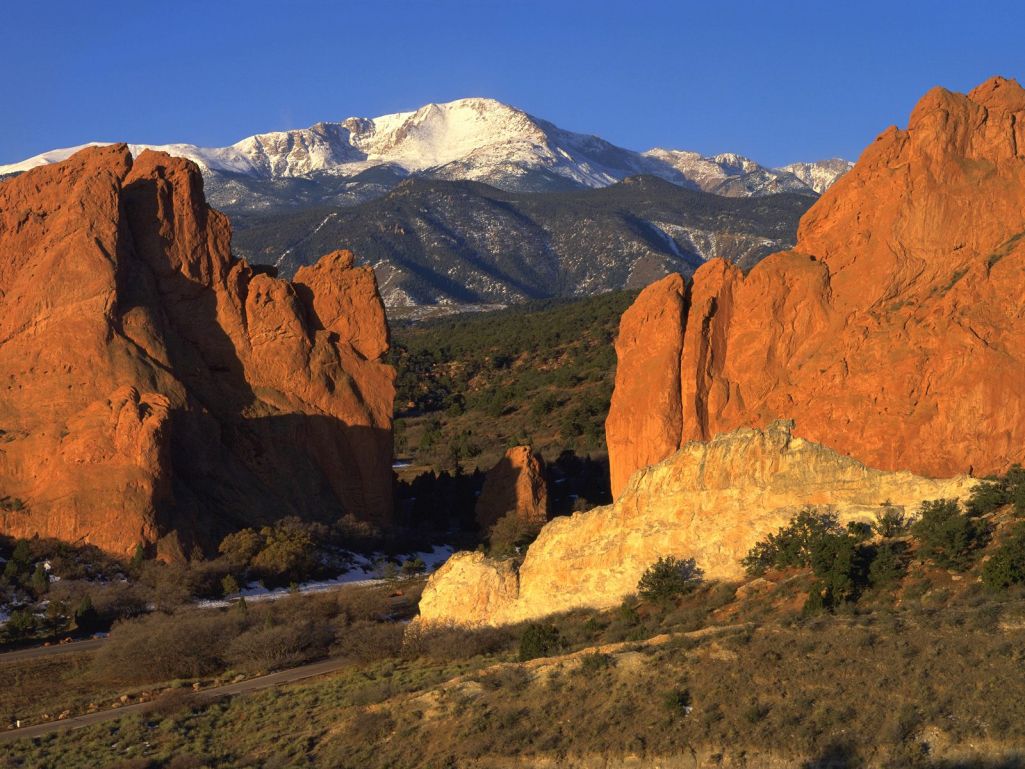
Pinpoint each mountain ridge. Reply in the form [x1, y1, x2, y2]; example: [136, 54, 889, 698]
[230, 174, 812, 310]
[0, 97, 851, 206]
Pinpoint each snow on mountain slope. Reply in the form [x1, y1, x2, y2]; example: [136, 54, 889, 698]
[0, 98, 849, 199]
[779, 158, 854, 193]
[642, 148, 815, 197]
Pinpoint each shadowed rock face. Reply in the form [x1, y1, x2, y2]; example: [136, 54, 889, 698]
[0, 145, 394, 557]
[475, 446, 549, 532]
[418, 422, 975, 626]
[606, 76, 1025, 497]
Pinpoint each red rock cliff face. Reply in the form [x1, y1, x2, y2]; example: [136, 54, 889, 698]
[608, 77, 1025, 497]
[0, 145, 394, 556]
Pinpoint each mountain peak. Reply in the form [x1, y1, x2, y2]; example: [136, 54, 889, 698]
[0, 99, 851, 200]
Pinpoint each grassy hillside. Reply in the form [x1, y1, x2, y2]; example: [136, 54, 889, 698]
[390, 289, 637, 480]
[8, 496, 1025, 768]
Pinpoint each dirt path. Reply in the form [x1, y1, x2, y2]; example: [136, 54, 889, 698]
[0, 655, 352, 744]
[0, 637, 106, 664]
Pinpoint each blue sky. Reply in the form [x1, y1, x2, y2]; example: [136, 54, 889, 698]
[3, 0, 1024, 167]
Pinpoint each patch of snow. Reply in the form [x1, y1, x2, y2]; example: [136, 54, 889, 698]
[194, 545, 455, 610]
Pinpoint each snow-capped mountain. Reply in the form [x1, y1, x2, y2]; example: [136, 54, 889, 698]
[642, 149, 821, 197]
[779, 158, 855, 194]
[0, 98, 850, 207]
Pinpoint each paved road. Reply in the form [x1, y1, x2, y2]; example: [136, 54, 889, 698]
[0, 637, 106, 665]
[0, 655, 351, 743]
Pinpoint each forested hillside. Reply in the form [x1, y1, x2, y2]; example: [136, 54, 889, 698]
[390, 290, 637, 477]
[232, 176, 810, 309]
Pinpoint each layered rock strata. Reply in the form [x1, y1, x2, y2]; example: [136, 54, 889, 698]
[0, 145, 394, 556]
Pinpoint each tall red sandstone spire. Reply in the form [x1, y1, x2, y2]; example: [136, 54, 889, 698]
[0, 145, 395, 556]
[607, 77, 1025, 497]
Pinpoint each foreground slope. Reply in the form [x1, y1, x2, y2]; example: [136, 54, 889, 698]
[0, 146, 394, 556]
[608, 76, 1025, 495]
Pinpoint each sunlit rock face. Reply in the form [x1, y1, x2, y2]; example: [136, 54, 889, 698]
[0, 145, 394, 556]
[607, 77, 1025, 498]
[475, 446, 550, 533]
[418, 422, 974, 626]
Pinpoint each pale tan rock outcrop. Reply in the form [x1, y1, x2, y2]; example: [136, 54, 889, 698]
[608, 77, 1025, 496]
[419, 422, 975, 626]
[475, 446, 549, 532]
[0, 145, 394, 556]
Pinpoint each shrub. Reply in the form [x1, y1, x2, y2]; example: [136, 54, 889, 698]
[741, 508, 843, 576]
[225, 620, 332, 674]
[336, 587, 394, 623]
[221, 574, 240, 597]
[5, 608, 37, 639]
[578, 652, 615, 674]
[332, 620, 404, 663]
[73, 595, 101, 633]
[911, 499, 987, 571]
[662, 687, 692, 716]
[873, 503, 912, 538]
[637, 556, 703, 603]
[845, 521, 874, 542]
[808, 532, 864, 607]
[616, 596, 640, 626]
[981, 523, 1025, 590]
[518, 623, 563, 661]
[93, 611, 241, 683]
[966, 465, 1025, 517]
[479, 666, 530, 691]
[867, 541, 909, 589]
[218, 528, 263, 568]
[404, 621, 513, 661]
[250, 518, 320, 584]
[488, 514, 543, 559]
[401, 558, 427, 576]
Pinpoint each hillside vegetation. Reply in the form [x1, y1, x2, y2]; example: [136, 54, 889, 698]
[7, 490, 1025, 768]
[390, 289, 636, 481]
[231, 176, 810, 307]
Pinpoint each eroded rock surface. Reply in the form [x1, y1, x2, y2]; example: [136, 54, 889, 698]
[419, 422, 974, 625]
[475, 446, 549, 532]
[608, 77, 1025, 496]
[0, 145, 394, 556]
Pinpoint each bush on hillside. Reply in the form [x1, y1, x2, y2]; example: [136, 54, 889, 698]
[981, 522, 1025, 590]
[741, 508, 843, 576]
[518, 622, 563, 662]
[488, 514, 543, 559]
[873, 503, 913, 538]
[807, 532, 867, 609]
[403, 621, 513, 662]
[966, 465, 1025, 517]
[867, 541, 910, 589]
[637, 556, 703, 603]
[911, 499, 988, 571]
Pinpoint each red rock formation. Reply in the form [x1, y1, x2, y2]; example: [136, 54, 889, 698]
[608, 77, 1025, 497]
[0, 145, 394, 556]
[475, 446, 549, 532]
